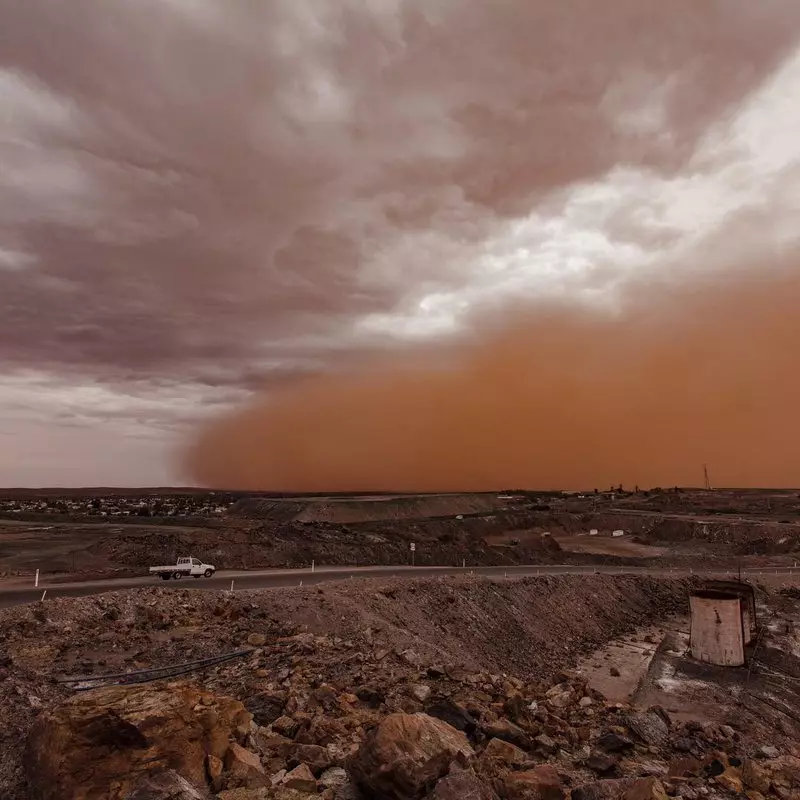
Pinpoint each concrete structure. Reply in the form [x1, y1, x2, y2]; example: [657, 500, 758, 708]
[689, 585, 753, 667]
[702, 580, 756, 644]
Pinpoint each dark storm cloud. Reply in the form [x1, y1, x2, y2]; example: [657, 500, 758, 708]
[2, 0, 799, 384]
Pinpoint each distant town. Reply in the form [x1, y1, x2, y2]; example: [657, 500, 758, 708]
[0, 493, 235, 518]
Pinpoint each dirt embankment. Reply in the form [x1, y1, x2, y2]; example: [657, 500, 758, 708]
[0, 574, 692, 798]
[231, 493, 525, 524]
[84, 518, 566, 571]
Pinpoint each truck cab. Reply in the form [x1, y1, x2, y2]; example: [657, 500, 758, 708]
[149, 555, 216, 580]
[178, 557, 215, 577]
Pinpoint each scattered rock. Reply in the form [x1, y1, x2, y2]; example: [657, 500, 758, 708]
[348, 712, 474, 799]
[2, 570, 794, 800]
[742, 760, 771, 794]
[596, 732, 633, 753]
[572, 745, 591, 764]
[625, 711, 669, 748]
[247, 693, 286, 727]
[282, 763, 317, 793]
[500, 765, 565, 800]
[288, 744, 331, 776]
[355, 686, 385, 709]
[535, 733, 557, 756]
[426, 699, 478, 737]
[586, 751, 619, 775]
[409, 685, 432, 704]
[271, 770, 287, 787]
[719, 725, 735, 739]
[272, 716, 301, 739]
[318, 767, 348, 792]
[621, 777, 668, 800]
[758, 745, 779, 760]
[124, 771, 207, 800]
[714, 771, 743, 794]
[482, 737, 529, 767]
[224, 743, 267, 790]
[482, 719, 532, 751]
[637, 761, 667, 778]
[570, 779, 636, 800]
[428, 769, 498, 800]
[246, 634, 267, 647]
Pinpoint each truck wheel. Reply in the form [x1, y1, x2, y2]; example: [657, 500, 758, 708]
[204, 569, 213, 578]
[173, 571, 182, 580]
[161, 573, 170, 581]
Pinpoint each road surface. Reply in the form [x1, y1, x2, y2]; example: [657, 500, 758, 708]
[1, 563, 797, 608]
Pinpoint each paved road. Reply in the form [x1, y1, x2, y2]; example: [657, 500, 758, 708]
[1, 563, 798, 608]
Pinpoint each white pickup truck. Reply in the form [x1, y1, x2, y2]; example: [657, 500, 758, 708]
[149, 556, 216, 580]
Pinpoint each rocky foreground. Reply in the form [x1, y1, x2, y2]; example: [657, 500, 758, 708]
[1, 575, 798, 799]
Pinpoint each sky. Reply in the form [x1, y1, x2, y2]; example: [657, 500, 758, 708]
[2, 1, 800, 488]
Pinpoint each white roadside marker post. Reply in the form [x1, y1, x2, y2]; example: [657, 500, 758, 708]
[34, 569, 39, 588]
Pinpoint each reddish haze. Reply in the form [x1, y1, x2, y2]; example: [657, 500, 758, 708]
[187, 266, 800, 491]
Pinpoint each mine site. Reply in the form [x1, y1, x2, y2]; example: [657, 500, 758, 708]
[1, 489, 800, 799]
[4, 1, 800, 799]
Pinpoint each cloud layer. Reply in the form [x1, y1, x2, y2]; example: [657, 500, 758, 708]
[1, 0, 800, 485]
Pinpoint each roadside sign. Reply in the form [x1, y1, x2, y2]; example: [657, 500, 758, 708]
[410, 543, 416, 551]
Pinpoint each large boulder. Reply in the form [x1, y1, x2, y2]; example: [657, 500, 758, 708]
[25, 682, 254, 800]
[348, 712, 475, 800]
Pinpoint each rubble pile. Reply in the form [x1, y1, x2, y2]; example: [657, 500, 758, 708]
[23, 661, 800, 800]
[1, 575, 798, 799]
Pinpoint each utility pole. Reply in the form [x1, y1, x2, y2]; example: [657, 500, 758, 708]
[703, 464, 712, 491]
